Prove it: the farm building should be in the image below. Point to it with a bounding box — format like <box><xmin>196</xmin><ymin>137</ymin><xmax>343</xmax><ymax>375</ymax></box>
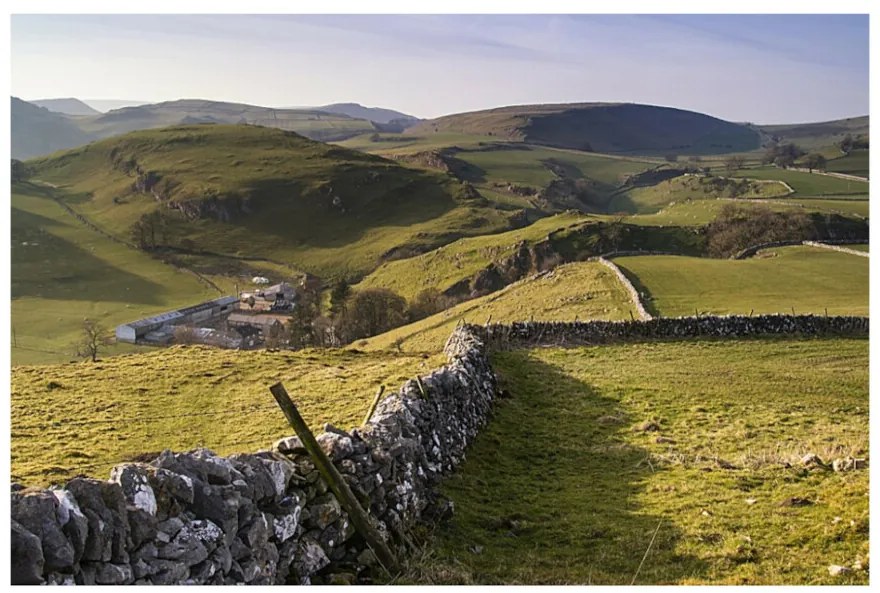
<box><xmin>227</xmin><ymin>312</ymin><xmax>291</xmax><ymax>335</ymax></box>
<box><xmin>115</xmin><ymin>295</ymin><xmax>239</xmax><ymax>344</ymax></box>
<box><xmin>239</xmin><ymin>282</ymin><xmax>297</xmax><ymax>312</ymax></box>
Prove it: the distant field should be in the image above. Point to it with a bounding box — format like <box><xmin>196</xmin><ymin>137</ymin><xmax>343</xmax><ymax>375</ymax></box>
<box><xmin>11</xmin><ymin>347</ymin><xmax>444</xmax><ymax>486</ymax></box>
<box><xmin>355</xmin><ymin>212</ymin><xmax>590</xmax><ymax>300</ymax></box>
<box><xmin>732</xmin><ymin>167</ymin><xmax>868</xmax><ymax>196</ymax></box>
<box><xmin>844</xmin><ymin>243</ymin><xmax>869</xmax><ymax>252</ymax></box>
<box><xmin>610</xmin><ymin>175</ymin><xmax>790</xmax><ymax>215</ymax></box>
<box><xmin>359</xmin><ymin>261</ymin><xmax>636</xmax><ymax>353</ymax></box>
<box><xmin>615</xmin><ymin>246</ymin><xmax>868</xmax><ymax>317</ymax></box>
<box><xmin>335</xmin><ymin>132</ymin><xmax>498</xmax><ymax>155</ymax></box>
<box><xmin>11</xmin><ymin>182</ymin><xmax>220</xmax><ymax>365</ymax></box>
<box><xmin>453</xmin><ymin>145</ymin><xmax>655</xmax><ymax>189</ymax></box>
<box><xmin>825</xmin><ymin>150</ymin><xmax>869</xmax><ymax>179</ymax></box>
<box><xmin>408</xmin><ymin>339</ymin><xmax>868</xmax><ymax>584</ymax></box>
<box><xmin>626</xmin><ymin>197</ymin><xmax>868</xmax><ymax>227</ymax></box>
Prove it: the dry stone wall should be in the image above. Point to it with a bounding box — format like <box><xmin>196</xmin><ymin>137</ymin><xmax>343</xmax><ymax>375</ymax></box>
<box><xmin>476</xmin><ymin>314</ymin><xmax>868</xmax><ymax>349</ymax></box>
<box><xmin>10</xmin><ymin>315</ymin><xmax>869</xmax><ymax>585</ymax></box>
<box><xmin>10</xmin><ymin>327</ymin><xmax>496</xmax><ymax>585</ymax></box>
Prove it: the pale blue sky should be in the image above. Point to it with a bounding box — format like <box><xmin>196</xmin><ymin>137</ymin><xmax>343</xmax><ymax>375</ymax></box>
<box><xmin>10</xmin><ymin>14</ymin><xmax>869</xmax><ymax>123</ymax></box>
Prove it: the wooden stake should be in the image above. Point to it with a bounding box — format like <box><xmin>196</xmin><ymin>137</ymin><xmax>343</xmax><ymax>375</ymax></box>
<box><xmin>269</xmin><ymin>382</ymin><xmax>400</xmax><ymax>575</ymax></box>
<box><xmin>363</xmin><ymin>385</ymin><xmax>386</xmax><ymax>425</ymax></box>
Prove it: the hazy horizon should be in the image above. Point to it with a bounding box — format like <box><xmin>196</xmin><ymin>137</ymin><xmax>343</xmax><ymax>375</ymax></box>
<box><xmin>11</xmin><ymin>14</ymin><xmax>870</xmax><ymax>124</ymax></box>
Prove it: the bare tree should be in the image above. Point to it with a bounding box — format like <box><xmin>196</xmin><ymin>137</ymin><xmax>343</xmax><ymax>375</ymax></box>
<box><xmin>74</xmin><ymin>319</ymin><xmax>111</xmax><ymax>362</ymax></box>
<box><xmin>803</xmin><ymin>153</ymin><xmax>827</xmax><ymax>173</ymax></box>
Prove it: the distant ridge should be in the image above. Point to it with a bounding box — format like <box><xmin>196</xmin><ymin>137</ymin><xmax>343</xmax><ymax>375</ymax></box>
<box><xmin>312</xmin><ymin>102</ymin><xmax>421</xmax><ymax>125</ymax></box>
<box><xmin>30</xmin><ymin>97</ymin><xmax>100</xmax><ymax>116</ymax></box>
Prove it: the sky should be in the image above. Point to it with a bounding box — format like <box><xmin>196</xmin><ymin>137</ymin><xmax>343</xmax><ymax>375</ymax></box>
<box><xmin>9</xmin><ymin>13</ymin><xmax>870</xmax><ymax>124</ymax></box>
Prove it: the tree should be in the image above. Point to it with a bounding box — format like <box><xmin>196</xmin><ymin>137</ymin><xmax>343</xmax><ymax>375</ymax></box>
<box><xmin>705</xmin><ymin>203</ymin><xmax>815</xmax><ymax>258</ymax></box>
<box><xmin>329</xmin><ymin>279</ymin><xmax>352</xmax><ymax>317</ymax></box>
<box><xmin>803</xmin><ymin>153</ymin><xmax>827</xmax><ymax>173</ymax></box>
<box><xmin>337</xmin><ymin>288</ymin><xmax>408</xmax><ymax>342</ymax></box>
<box><xmin>838</xmin><ymin>134</ymin><xmax>854</xmax><ymax>155</ymax></box>
<box><xmin>763</xmin><ymin>142</ymin><xmax>803</xmax><ymax>167</ymax></box>
<box><xmin>724</xmin><ymin>155</ymin><xmax>745</xmax><ymax>174</ymax></box>
<box><xmin>407</xmin><ymin>289</ymin><xmax>449</xmax><ymax>322</ymax></box>
<box><xmin>74</xmin><ymin>319</ymin><xmax>111</xmax><ymax>362</ymax></box>
<box><xmin>11</xmin><ymin>159</ymin><xmax>29</xmax><ymax>183</ymax></box>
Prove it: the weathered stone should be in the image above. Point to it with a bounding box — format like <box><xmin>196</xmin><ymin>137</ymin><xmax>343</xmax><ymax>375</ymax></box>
<box><xmin>10</xmin><ymin>489</ymin><xmax>75</xmax><ymax>572</ymax></box>
<box><xmin>50</xmin><ymin>488</ymin><xmax>89</xmax><ymax>563</ymax></box>
<box><xmin>829</xmin><ymin>564</ymin><xmax>852</xmax><ymax>576</ymax></box>
<box><xmin>274</xmin><ymin>507</ymin><xmax>302</xmax><ymax>543</ymax></box>
<box><xmin>191</xmin><ymin>483</ymin><xmax>241</xmax><ymax>542</ymax></box>
<box><xmin>11</xmin><ymin>519</ymin><xmax>44</xmax><ymax>585</ymax></box>
<box><xmin>110</xmin><ymin>463</ymin><xmax>158</xmax><ymax>515</ymax></box>
<box><xmin>146</xmin><ymin>466</ymin><xmax>195</xmax><ymax>505</ymax></box>
<box><xmin>240</xmin><ymin>512</ymin><xmax>271</xmax><ymax>550</ymax></box>
<box><xmin>148</xmin><ymin>559</ymin><xmax>191</xmax><ymax>584</ymax></box>
<box><xmin>291</xmin><ymin>538</ymin><xmax>330</xmax><ymax>584</ymax></box>
<box><xmin>94</xmin><ymin>562</ymin><xmax>134</xmax><ymax>585</ymax></box>
<box><xmin>274</xmin><ymin>435</ymin><xmax>306</xmax><ymax>454</ymax></box>
<box><xmin>317</xmin><ymin>432</ymin><xmax>356</xmax><ymax>459</ymax></box>
<box><xmin>308</xmin><ymin>493</ymin><xmax>342</xmax><ymax>530</ymax></box>
<box><xmin>157</xmin><ymin>516</ymin><xmax>185</xmax><ymax>539</ymax></box>
<box><xmin>128</xmin><ymin>506</ymin><xmax>158</xmax><ymax>549</ymax></box>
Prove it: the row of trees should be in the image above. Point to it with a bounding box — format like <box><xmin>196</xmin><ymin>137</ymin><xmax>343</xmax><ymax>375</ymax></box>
<box><xmin>705</xmin><ymin>203</ymin><xmax>815</xmax><ymax>258</ymax></box>
<box><xmin>278</xmin><ymin>281</ymin><xmax>455</xmax><ymax>350</ymax></box>
<box><xmin>838</xmin><ymin>133</ymin><xmax>869</xmax><ymax>155</ymax></box>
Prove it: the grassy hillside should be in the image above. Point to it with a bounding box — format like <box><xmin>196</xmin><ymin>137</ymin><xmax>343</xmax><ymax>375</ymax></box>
<box><xmin>407</xmin><ymin>338</ymin><xmax>868</xmax><ymax>584</ymax></box>
<box><xmin>11</xmin><ymin>347</ymin><xmax>444</xmax><ymax>486</ymax></box>
<box><xmin>354</xmin><ymin>212</ymin><xmax>589</xmax><ymax>300</ymax></box>
<box><xmin>610</xmin><ymin>175</ymin><xmax>791</xmax><ymax>214</ymax></box>
<box><xmin>615</xmin><ymin>246</ymin><xmax>868</xmax><ymax>317</ymax></box>
<box><xmin>759</xmin><ymin>116</ymin><xmax>868</xmax><ymax>151</ymax></box>
<box><xmin>26</xmin><ymin>124</ymin><xmax>514</xmax><ymax>282</ymax></box>
<box><xmin>358</xmin><ymin>261</ymin><xmax>636</xmax><ymax>353</ymax></box>
<box><xmin>731</xmin><ymin>167</ymin><xmax>868</xmax><ymax>196</ymax></box>
<box><xmin>409</xmin><ymin>103</ymin><xmax>762</xmax><ymax>155</ymax></box>
<box><xmin>11</xmin><ymin>97</ymin><xmax>95</xmax><ymax>160</ymax></box>
<box><xmin>826</xmin><ymin>150</ymin><xmax>869</xmax><ymax>178</ymax></box>
<box><xmin>11</xmin><ymin>182</ymin><xmax>220</xmax><ymax>365</ymax></box>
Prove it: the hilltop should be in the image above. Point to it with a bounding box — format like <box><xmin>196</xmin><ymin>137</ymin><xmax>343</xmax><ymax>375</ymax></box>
<box><xmin>11</xmin><ymin>97</ymin><xmax>95</xmax><ymax>159</ymax></box>
<box><xmin>30</xmin><ymin>97</ymin><xmax>100</xmax><ymax>116</ymax></box>
<box><xmin>10</xmin><ymin>97</ymin><xmax>383</xmax><ymax>159</ymax></box>
<box><xmin>23</xmin><ymin>123</ymin><xmax>514</xmax><ymax>282</ymax></box>
<box><xmin>314</xmin><ymin>102</ymin><xmax>421</xmax><ymax>125</ymax></box>
<box><xmin>408</xmin><ymin>103</ymin><xmax>763</xmax><ymax>155</ymax></box>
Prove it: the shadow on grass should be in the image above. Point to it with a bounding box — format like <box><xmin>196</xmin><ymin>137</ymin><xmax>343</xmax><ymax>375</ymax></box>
<box><xmin>407</xmin><ymin>350</ymin><xmax>707</xmax><ymax>584</ymax></box>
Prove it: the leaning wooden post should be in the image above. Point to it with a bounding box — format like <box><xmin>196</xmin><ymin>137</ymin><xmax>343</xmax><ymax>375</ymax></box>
<box><xmin>269</xmin><ymin>382</ymin><xmax>400</xmax><ymax>575</ymax></box>
<box><xmin>363</xmin><ymin>385</ymin><xmax>386</xmax><ymax>425</ymax></box>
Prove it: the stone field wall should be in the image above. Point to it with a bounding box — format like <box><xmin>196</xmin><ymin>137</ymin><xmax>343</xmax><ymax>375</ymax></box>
<box><xmin>10</xmin><ymin>315</ymin><xmax>868</xmax><ymax>585</ymax></box>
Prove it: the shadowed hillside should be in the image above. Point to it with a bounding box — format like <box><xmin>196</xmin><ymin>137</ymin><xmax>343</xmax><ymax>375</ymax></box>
<box><xmin>409</xmin><ymin>103</ymin><xmax>763</xmax><ymax>155</ymax></box>
<box><xmin>11</xmin><ymin>97</ymin><xmax>95</xmax><ymax>159</ymax></box>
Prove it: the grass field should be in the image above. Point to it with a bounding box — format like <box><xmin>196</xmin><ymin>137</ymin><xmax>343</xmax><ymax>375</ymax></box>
<box><xmin>10</xmin><ymin>347</ymin><xmax>444</xmax><ymax>486</ymax></box>
<box><xmin>610</xmin><ymin>175</ymin><xmax>791</xmax><ymax>215</ymax></box>
<box><xmin>732</xmin><ymin>167</ymin><xmax>868</xmax><ymax>196</ymax></box>
<box><xmin>615</xmin><ymin>246</ymin><xmax>868</xmax><ymax>318</ymax></box>
<box><xmin>354</xmin><ymin>212</ymin><xmax>590</xmax><ymax>300</ymax></box>
<box><xmin>826</xmin><ymin>150</ymin><xmax>869</xmax><ymax>179</ymax></box>
<box><xmin>626</xmin><ymin>197</ymin><xmax>868</xmax><ymax>227</ymax></box>
<box><xmin>452</xmin><ymin>145</ymin><xmax>655</xmax><ymax>189</ymax></box>
<box><xmin>359</xmin><ymin>261</ymin><xmax>636</xmax><ymax>353</ymax></box>
<box><xmin>11</xmin><ymin>182</ymin><xmax>221</xmax><ymax>365</ymax></box>
<box><xmin>404</xmin><ymin>338</ymin><xmax>868</xmax><ymax>585</ymax></box>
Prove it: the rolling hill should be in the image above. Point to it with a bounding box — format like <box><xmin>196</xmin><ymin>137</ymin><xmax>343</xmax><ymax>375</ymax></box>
<box><xmin>11</xmin><ymin>97</ymin><xmax>95</xmax><ymax>159</ymax></box>
<box><xmin>30</xmin><ymin>97</ymin><xmax>100</xmax><ymax>116</ymax></box>
<box><xmin>759</xmin><ymin>116</ymin><xmax>869</xmax><ymax>151</ymax></box>
<box><xmin>408</xmin><ymin>103</ymin><xmax>763</xmax><ymax>155</ymax></box>
<box><xmin>11</xmin><ymin>97</ymin><xmax>384</xmax><ymax>159</ymax></box>
<box><xmin>314</xmin><ymin>102</ymin><xmax>421</xmax><ymax>125</ymax></box>
<box><xmin>23</xmin><ymin>123</ymin><xmax>515</xmax><ymax>282</ymax></box>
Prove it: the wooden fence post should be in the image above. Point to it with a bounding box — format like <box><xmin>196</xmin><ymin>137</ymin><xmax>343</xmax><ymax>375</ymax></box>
<box><xmin>269</xmin><ymin>382</ymin><xmax>400</xmax><ymax>575</ymax></box>
<box><xmin>363</xmin><ymin>385</ymin><xmax>386</xmax><ymax>425</ymax></box>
